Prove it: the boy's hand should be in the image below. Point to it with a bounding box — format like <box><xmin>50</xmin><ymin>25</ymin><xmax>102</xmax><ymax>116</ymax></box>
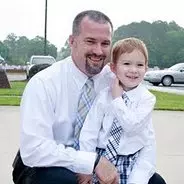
<box><xmin>111</xmin><ymin>77</ymin><xmax>124</xmax><ymax>99</ymax></box>
<box><xmin>76</xmin><ymin>173</ymin><xmax>92</xmax><ymax>184</ymax></box>
<box><xmin>95</xmin><ymin>156</ymin><xmax>119</xmax><ymax>184</ymax></box>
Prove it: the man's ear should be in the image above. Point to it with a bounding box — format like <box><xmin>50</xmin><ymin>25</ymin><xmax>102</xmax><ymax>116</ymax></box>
<box><xmin>69</xmin><ymin>35</ymin><xmax>76</xmax><ymax>47</ymax></box>
<box><xmin>110</xmin><ymin>62</ymin><xmax>116</xmax><ymax>74</ymax></box>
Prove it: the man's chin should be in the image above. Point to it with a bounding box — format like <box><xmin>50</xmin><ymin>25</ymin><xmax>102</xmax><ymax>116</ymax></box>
<box><xmin>86</xmin><ymin>60</ymin><xmax>104</xmax><ymax>75</ymax></box>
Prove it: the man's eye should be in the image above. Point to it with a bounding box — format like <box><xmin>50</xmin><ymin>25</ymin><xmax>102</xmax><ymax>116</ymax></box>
<box><xmin>86</xmin><ymin>40</ymin><xmax>95</xmax><ymax>44</ymax></box>
<box><xmin>102</xmin><ymin>42</ymin><xmax>110</xmax><ymax>47</ymax></box>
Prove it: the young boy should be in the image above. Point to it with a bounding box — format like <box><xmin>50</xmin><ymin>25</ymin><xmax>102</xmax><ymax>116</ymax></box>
<box><xmin>79</xmin><ymin>37</ymin><xmax>156</xmax><ymax>184</ymax></box>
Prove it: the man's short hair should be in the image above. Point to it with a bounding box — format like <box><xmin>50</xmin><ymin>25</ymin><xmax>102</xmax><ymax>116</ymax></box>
<box><xmin>72</xmin><ymin>10</ymin><xmax>113</xmax><ymax>35</ymax></box>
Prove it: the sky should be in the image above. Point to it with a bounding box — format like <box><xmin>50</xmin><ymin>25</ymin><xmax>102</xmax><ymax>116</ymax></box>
<box><xmin>0</xmin><ymin>0</ymin><xmax>184</xmax><ymax>50</ymax></box>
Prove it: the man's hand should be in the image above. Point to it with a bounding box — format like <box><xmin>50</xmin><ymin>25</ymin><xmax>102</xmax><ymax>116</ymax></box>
<box><xmin>76</xmin><ymin>173</ymin><xmax>92</xmax><ymax>184</ymax></box>
<box><xmin>94</xmin><ymin>156</ymin><xmax>119</xmax><ymax>184</ymax></box>
<box><xmin>111</xmin><ymin>77</ymin><xmax>124</xmax><ymax>99</ymax></box>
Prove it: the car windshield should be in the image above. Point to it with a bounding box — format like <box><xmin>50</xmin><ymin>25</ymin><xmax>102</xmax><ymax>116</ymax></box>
<box><xmin>32</xmin><ymin>58</ymin><xmax>55</xmax><ymax>65</ymax></box>
<box><xmin>169</xmin><ymin>64</ymin><xmax>184</xmax><ymax>71</ymax></box>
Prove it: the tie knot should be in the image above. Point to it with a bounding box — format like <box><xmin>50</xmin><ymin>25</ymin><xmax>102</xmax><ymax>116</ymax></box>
<box><xmin>122</xmin><ymin>93</ymin><xmax>129</xmax><ymax>105</ymax></box>
<box><xmin>85</xmin><ymin>78</ymin><xmax>94</xmax><ymax>88</ymax></box>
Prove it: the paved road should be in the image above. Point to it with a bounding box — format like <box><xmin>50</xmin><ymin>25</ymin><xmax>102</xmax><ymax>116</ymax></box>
<box><xmin>143</xmin><ymin>81</ymin><xmax>184</xmax><ymax>95</ymax></box>
<box><xmin>1</xmin><ymin>106</ymin><xmax>184</xmax><ymax>184</ymax></box>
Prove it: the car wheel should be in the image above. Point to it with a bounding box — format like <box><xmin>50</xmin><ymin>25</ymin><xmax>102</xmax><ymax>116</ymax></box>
<box><xmin>152</xmin><ymin>82</ymin><xmax>160</xmax><ymax>86</ymax></box>
<box><xmin>28</xmin><ymin>63</ymin><xmax>51</xmax><ymax>79</ymax></box>
<box><xmin>162</xmin><ymin>76</ymin><xmax>173</xmax><ymax>86</ymax></box>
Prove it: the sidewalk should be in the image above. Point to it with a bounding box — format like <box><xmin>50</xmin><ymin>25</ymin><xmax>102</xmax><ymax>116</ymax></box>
<box><xmin>0</xmin><ymin>106</ymin><xmax>184</xmax><ymax>183</ymax></box>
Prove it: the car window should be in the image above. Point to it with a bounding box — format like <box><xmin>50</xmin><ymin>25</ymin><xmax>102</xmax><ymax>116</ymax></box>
<box><xmin>169</xmin><ymin>64</ymin><xmax>184</xmax><ymax>71</ymax></box>
<box><xmin>32</xmin><ymin>58</ymin><xmax>55</xmax><ymax>65</ymax></box>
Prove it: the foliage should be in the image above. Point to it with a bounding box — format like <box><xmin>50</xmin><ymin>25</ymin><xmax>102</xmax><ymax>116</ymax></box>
<box><xmin>1</xmin><ymin>33</ymin><xmax>57</xmax><ymax>65</ymax></box>
<box><xmin>57</xmin><ymin>40</ymin><xmax>71</xmax><ymax>61</ymax></box>
<box><xmin>1</xmin><ymin>20</ymin><xmax>184</xmax><ymax>68</ymax></box>
<box><xmin>59</xmin><ymin>20</ymin><xmax>184</xmax><ymax>68</ymax></box>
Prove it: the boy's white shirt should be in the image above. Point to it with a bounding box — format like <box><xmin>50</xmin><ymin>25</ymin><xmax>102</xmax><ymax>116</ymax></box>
<box><xmin>79</xmin><ymin>84</ymin><xmax>156</xmax><ymax>184</ymax></box>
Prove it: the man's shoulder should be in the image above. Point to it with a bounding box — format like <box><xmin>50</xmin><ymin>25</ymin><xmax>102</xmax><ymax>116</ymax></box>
<box><xmin>35</xmin><ymin>56</ymin><xmax>72</xmax><ymax>80</ymax></box>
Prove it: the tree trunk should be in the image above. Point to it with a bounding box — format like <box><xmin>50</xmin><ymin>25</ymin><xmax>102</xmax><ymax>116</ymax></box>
<box><xmin>0</xmin><ymin>69</ymin><xmax>11</xmax><ymax>88</ymax></box>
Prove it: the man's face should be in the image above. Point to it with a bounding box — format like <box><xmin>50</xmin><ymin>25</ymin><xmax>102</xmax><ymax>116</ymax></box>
<box><xmin>69</xmin><ymin>17</ymin><xmax>112</xmax><ymax>77</ymax></box>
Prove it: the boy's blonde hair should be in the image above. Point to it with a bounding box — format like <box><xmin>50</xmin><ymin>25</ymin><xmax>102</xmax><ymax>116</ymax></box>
<box><xmin>111</xmin><ymin>37</ymin><xmax>148</xmax><ymax>65</ymax></box>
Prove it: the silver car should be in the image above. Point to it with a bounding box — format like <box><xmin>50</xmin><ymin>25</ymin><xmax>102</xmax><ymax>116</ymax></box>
<box><xmin>144</xmin><ymin>63</ymin><xmax>184</xmax><ymax>86</ymax></box>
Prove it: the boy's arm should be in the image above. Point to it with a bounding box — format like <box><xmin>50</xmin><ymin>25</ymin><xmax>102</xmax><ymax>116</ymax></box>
<box><xmin>127</xmin><ymin>132</ymin><xmax>156</xmax><ymax>184</ymax></box>
<box><xmin>111</xmin><ymin>92</ymin><xmax>156</xmax><ymax>134</ymax></box>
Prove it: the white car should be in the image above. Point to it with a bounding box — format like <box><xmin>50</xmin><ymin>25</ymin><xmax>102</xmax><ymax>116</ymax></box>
<box><xmin>144</xmin><ymin>63</ymin><xmax>184</xmax><ymax>86</ymax></box>
<box><xmin>26</xmin><ymin>55</ymin><xmax>56</xmax><ymax>79</ymax></box>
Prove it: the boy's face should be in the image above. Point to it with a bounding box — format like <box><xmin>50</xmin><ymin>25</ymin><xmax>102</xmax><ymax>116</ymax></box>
<box><xmin>111</xmin><ymin>49</ymin><xmax>147</xmax><ymax>91</ymax></box>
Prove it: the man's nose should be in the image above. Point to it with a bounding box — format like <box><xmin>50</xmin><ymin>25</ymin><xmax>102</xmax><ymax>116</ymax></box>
<box><xmin>93</xmin><ymin>44</ymin><xmax>103</xmax><ymax>55</ymax></box>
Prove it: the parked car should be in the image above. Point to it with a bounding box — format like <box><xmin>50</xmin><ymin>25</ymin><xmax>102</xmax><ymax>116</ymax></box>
<box><xmin>26</xmin><ymin>55</ymin><xmax>56</xmax><ymax>79</ymax></box>
<box><xmin>144</xmin><ymin>63</ymin><xmax>184</xmax><ymax>86</ymax></box>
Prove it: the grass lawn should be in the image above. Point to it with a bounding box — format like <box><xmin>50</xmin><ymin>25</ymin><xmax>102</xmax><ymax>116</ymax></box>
<box><xmin>151</xmin><ymin>90</ymin><xmax>184</xmax><ymax>111</ymax></box>
<box><xmin>0</xmin><ymin>81</ymin><xmax>26</xmax><ymax>106</ymax></box>
<box><xmin>0</xmin><ymin>81</ymin><xmax>27</xmax><ymax>96</ymax></box>
<box><xmin>0</xmin><ymin>81</ymin><xmax>184</xmax><ymax>110</ymax></box>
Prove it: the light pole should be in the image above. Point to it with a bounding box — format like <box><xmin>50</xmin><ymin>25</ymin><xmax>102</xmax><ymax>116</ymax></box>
<box><xmin>44</xmin><ymin>0</ymin><xmax>47</xmax><ymax>55</ymax></box>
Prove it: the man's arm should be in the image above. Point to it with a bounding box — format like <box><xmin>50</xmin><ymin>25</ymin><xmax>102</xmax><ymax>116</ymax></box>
<box><xmin>20</xmin><ymin>76</ymin><xmax>96</xmax><ymax>174</ymax></box>
<box><xmin>111</xmin><ymin>92</ymin><xmax>156</xmax><ymax>134</ymax></box>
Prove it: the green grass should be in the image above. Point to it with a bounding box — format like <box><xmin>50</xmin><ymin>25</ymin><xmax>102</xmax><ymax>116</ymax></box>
<box><xmin>0</xmin><ymin>81</ymin><xmax>27</xmax><ymax>96</ymax></box>
<box><xmin>0</xmin><ymin>81</ymin><xmax>26</xmax><ymax>105</ymax></box>
<box><xmin>0</xmin><ymin>82</ymin><xmax>184</xmax><ymax>110</ymax></box>
<box><xmin>150</xmin><ymin>90</ymin><xmax>184</xmax><ymax>111</ymax></box>
<box><xmin>0</xmin><ymin>96</ymin><xmax>21</xmax><ymax>106</ymax></box>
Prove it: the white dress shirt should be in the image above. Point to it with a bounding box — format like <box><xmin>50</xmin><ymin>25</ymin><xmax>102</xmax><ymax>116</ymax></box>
<box><xmin>20</xmin><ymin>56</ymin><xmax>114</xmax><ymax>174</ymax></box>
<box><xmin>79</xmin><ymin>84</ymin><xmax>156</xmax><ymax>184</ymax></box>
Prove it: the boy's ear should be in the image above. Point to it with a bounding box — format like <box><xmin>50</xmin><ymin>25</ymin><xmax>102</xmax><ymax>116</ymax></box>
<box><xmin>110</xmin><ymin>62</ymin><xmax>116</xmax><ymax>74</ymax></box>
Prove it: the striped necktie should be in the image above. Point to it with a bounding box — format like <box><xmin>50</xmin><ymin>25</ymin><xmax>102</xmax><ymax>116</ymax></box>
<box><xmin>104</xmin><ymin>93</ymin><xmax>129</xmax><ymax>164</ymax></box>
<box><xmin>73</xmin><ymin>78</ymin><xmax>96</xmax><ymax>150</ymax></box>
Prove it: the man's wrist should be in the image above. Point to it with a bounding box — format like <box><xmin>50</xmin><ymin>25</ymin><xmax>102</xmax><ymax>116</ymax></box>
<box><xmin>93</xmin><ymin>154</ymin><xmax>101</xmax><ymax>170</ymax></box>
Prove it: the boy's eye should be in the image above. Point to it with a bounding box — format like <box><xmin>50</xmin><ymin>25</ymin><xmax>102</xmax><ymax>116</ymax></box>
<box><xmin>123</xmin><ymin>62</ymin><xmax>130</xmax><ymax>65</ymax></box>
<box><xmin>137</xmin><ymin>63</ymin><xmax>144</xmax><ymax>67</ymax></box>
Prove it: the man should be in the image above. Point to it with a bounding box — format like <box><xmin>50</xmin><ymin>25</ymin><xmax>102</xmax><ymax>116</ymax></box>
<box><xmin>12</xmin><ymin>10</ymin><xmax>166</xmax><ymax>184</ymax></box>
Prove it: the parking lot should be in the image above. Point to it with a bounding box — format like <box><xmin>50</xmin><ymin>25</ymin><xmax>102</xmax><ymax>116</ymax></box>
<box><xmin>1</xmin><ymin>106</ymin><xmax>184</xmax><ymax>184</ymax></box>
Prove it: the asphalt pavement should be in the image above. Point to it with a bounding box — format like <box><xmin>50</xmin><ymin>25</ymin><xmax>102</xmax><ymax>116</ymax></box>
<box><xmin>0</xmin><ymin>106</ymin><xmax>184</xmax><ymax>184</ymax></box>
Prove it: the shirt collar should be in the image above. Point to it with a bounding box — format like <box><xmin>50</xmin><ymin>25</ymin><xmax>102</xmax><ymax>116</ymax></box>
<box><xmin>123</xmin><ymin>84</ymin><xmax>144</xmax><ymax>103</ymax></box>
<box><xmin>70</xmin><ymin>57</ymin><xmax>108</xmax><ymax>91</ymax></box>
<box><xmin>70</xmin><ymin>58</ymin><xmax>88</xmax><ymax>90</ymax></box>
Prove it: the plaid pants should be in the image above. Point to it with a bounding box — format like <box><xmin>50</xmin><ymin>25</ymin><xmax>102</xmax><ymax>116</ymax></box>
<box><xmin>93</xmin><ymin>148</ymin><xmax>139</xmax><ymax>184</ymax></box>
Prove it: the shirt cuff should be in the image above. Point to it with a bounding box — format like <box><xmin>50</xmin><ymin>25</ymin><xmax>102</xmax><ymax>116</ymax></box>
<box><xmin>112</xmin><ymin>96</ymin><xmax>126</xmax><ymax>107</ymax></box>
<box><xmin>128</xmin><ymin>170</ymin><xmax>155</xmax><ymax>184</ymax></box>
<box><xmin>74</xmin><ymin>150</ymin><xmax>97</xmax><ymax>174</ymax></box>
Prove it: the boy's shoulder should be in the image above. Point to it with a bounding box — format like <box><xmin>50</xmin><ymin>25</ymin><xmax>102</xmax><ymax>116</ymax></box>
<box><xmin>138</xmin><ymin>84</ymin><xmax>156</xmax><ymax>102</ymax></box>
<box><xmin>96</xmin><ymin>87</ymin><xmax>112</xmax><ymax>104</ymax></box>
